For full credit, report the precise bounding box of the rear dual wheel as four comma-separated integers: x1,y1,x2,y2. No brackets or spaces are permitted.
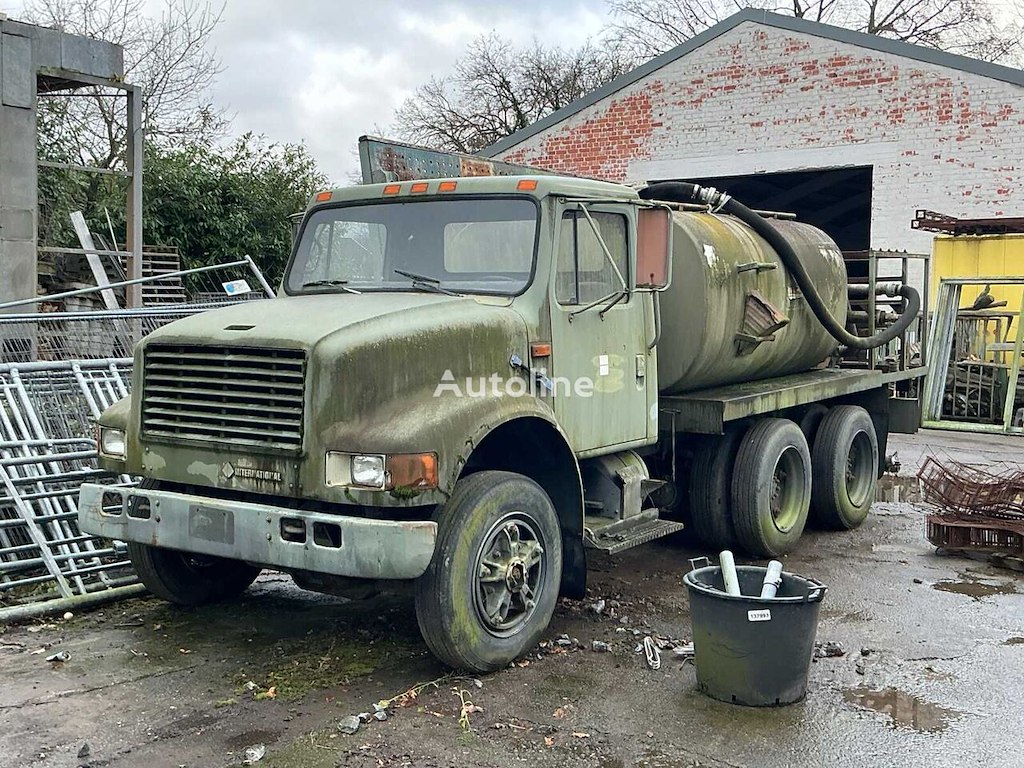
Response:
731,419,812,558
810,405,879,530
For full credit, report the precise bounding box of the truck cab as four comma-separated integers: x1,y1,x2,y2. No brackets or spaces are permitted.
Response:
80,174,918,672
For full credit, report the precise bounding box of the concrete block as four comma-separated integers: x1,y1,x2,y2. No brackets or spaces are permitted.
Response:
30,27,61,71
0,105,36,208
0,238,37,304
60,33,122,79
0,206,34,240
1,33,32,108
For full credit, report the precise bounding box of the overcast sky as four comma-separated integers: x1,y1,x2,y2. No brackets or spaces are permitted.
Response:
0,0,610,182
2,1,1019,183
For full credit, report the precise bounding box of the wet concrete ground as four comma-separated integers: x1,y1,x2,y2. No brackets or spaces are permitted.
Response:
2,429,1023,768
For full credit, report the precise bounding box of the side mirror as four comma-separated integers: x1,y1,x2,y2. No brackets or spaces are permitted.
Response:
637,206,672,290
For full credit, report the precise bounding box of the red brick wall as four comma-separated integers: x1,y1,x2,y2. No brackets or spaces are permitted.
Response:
495,21,1024,251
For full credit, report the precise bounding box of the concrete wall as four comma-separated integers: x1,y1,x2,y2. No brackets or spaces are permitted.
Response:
494,21,1024,257
0,16,122,309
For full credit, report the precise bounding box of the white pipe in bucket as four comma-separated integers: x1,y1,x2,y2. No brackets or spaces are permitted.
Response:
760,560,784,599
719,550,741,596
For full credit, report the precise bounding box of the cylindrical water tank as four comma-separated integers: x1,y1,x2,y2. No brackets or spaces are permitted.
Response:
658,211,848,395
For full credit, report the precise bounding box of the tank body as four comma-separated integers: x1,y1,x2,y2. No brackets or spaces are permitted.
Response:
658,212,848,395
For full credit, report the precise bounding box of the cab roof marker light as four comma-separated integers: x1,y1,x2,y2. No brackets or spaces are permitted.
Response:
315,190,333,202
410,182,429,194
438,181,458,192
383,184,402,196
517,179,538,191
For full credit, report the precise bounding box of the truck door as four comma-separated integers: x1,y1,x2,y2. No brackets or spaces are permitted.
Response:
548,204,652,454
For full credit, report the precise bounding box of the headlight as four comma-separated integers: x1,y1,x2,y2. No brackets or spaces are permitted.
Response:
350,454,386,488
325,451,438,490
99,427,126,458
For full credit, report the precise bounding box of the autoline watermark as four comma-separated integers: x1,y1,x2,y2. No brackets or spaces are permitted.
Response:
434,369,594,398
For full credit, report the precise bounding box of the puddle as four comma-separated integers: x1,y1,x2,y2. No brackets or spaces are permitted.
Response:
932,578,1017,599
875,475,924,503
843,686,958,733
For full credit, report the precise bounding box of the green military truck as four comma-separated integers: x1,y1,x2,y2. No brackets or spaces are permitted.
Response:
80,171,924,672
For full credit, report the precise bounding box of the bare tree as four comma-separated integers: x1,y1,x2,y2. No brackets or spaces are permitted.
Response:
394,34,634,153
25,0,224,168
605,0,1022,63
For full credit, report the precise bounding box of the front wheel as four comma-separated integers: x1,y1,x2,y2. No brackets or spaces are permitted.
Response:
127,543,261,605
415,470,562,672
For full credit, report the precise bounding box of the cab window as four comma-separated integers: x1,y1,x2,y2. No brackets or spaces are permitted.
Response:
555,211,628,306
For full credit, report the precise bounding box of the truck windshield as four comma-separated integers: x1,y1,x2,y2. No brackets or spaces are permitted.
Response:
286,197,538,296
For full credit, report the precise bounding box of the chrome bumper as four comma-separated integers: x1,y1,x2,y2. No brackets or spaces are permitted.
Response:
78,483,436,580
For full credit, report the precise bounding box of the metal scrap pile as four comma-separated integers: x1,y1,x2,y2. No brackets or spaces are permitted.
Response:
918,457,1024,561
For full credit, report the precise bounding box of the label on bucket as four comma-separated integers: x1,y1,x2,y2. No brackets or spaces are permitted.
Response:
747,609,772,622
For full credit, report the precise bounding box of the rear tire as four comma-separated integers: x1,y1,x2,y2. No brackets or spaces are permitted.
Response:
687,426,744,551
127,542,261,605
797,404,829,446
810,405,878,530
415,470,562,673
731,419,811,557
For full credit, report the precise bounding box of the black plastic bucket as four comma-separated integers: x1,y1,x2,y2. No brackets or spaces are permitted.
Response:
683,563,827,707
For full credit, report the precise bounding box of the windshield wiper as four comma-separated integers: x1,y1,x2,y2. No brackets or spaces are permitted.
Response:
393,268,460,296
301,279,361,295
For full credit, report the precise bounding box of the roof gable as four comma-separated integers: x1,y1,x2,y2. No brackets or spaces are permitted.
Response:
480,8,1024,157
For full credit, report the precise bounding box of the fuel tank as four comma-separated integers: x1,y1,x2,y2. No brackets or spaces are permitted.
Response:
658,212,848,395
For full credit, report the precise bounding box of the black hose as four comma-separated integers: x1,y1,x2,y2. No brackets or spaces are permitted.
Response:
638,182,921,351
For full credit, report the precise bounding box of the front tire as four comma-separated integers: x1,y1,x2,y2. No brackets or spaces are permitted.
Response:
810,405,879,530
731,419,812,557
415,470,562,673
127,543,261,605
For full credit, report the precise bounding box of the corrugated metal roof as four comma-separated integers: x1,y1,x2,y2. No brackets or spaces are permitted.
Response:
480,8,1024,158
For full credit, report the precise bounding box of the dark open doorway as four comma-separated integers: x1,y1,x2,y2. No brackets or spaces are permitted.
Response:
666,166,873,252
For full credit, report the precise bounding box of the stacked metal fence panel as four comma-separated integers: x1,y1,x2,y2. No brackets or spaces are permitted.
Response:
0,360,136,606
0,258,277,615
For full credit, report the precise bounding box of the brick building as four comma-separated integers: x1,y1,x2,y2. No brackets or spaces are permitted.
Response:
482,9,1024,257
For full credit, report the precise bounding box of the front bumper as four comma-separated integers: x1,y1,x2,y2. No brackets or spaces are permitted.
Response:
78,483,437,580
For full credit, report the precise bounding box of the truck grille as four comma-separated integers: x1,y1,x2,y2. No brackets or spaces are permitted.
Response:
141,343,306,449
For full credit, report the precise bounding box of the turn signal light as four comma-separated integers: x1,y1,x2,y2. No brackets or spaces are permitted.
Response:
388,453,439,490
530,342,552,358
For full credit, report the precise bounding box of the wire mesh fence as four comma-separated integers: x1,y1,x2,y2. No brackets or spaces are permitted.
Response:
0,257,275,363
0,258,276,614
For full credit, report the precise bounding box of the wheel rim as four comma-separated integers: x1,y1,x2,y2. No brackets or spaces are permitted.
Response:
473,513,546,637
844,431,875,507
769,446,805,533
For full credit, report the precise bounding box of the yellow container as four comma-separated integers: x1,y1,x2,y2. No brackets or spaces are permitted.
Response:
930,233,1024,312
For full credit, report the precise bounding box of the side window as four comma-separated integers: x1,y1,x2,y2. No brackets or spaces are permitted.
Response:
556,211,629,305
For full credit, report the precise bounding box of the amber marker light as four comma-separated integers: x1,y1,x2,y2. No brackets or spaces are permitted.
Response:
389,453,439,489
383,184,402,196
530,342,552,358
438,181,458,192
315,190,333,202
410,182,430,194
517,179,538,191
